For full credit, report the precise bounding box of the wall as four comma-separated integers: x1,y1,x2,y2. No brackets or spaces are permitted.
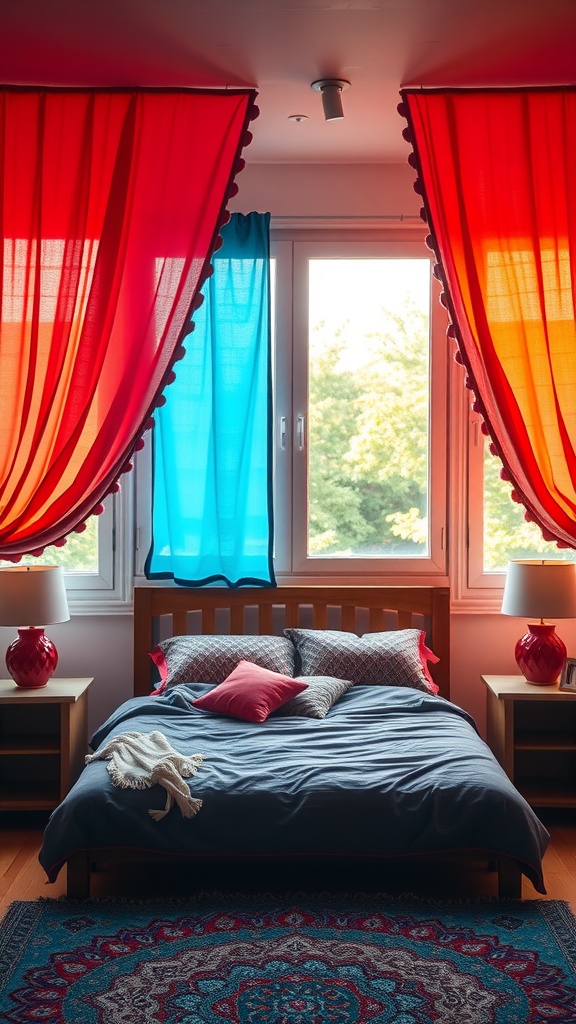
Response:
452,614,576,730
228,162,419,220
4,162,574,738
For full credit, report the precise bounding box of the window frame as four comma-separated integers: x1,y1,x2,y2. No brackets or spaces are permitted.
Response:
0,484,133,614
447,358,503,611
66,482,133,615
272,232,449,583
460,396,507,610
459,391,575,614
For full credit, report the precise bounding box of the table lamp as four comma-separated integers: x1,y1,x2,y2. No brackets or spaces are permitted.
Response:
0,565,70,688
501,559,576,685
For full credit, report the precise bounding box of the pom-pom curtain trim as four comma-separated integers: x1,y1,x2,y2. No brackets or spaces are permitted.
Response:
399,86,576,549
0,86,258,558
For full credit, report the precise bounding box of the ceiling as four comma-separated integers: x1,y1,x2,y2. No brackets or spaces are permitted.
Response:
0,0,574,164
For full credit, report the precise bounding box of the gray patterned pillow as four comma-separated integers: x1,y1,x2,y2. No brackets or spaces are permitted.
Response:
273,675,354,719
151,635,295,693
283,628,438,694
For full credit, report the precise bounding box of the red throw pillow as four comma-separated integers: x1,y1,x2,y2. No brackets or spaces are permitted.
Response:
191,660,308,723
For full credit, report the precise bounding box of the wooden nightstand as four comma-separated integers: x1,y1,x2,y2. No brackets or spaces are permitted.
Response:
482,674,576,809
0,677,93,811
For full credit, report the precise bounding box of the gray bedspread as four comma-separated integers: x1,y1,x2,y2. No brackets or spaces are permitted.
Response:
39,684,550,891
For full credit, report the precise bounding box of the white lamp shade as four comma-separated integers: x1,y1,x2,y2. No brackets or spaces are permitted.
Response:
0,565,70,626
501,559,576,620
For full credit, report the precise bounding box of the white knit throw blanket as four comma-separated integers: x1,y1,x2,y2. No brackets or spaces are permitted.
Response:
86,730,203,821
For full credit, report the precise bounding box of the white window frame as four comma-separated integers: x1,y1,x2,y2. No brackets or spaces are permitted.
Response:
272,233,448,584
62,502,114,593
467,406,505,596
449,374,506,612
66,482,134,615
455,390,574,614
0,484,133,614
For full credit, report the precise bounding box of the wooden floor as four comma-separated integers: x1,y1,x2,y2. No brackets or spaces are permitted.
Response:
1,809,575,919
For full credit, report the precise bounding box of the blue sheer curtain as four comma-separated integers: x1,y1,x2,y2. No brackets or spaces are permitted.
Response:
145,212,275,587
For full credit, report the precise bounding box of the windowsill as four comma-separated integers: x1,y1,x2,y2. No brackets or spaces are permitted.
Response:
132,572,450,590
67,596,134,616
450,590,505,614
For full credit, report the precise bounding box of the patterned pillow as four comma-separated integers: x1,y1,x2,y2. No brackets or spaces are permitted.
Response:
191,661,308,723
151,634,295,694
283,628,439,694
273,675,354,719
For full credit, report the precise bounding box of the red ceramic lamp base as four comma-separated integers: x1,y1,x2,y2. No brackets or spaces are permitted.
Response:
515,622,566,686
5,627,58,688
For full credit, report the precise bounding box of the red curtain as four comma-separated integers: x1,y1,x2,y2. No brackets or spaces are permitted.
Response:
400,87,576,548
0,87,257,558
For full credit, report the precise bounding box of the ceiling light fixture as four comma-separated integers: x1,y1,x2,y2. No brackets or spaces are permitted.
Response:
311,79,350,121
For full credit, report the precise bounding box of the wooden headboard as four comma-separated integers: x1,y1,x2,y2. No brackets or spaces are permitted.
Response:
133,585,450,699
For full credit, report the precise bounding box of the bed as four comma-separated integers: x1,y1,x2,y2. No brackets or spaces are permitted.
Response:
38,585,549,900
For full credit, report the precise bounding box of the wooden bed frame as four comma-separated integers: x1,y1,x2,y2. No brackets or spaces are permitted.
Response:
66,584,523,899
133,584,451,698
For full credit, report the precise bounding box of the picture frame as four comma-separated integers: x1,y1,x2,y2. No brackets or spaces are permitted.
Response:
559,657,576,692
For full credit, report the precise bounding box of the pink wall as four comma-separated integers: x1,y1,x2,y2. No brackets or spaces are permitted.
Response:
229,162,420,220
452,615,576,736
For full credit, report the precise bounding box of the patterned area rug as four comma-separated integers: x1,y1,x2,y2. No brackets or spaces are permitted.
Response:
1,894,575,1022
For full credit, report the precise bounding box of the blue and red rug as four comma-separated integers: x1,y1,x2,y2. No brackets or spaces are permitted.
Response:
1,894,575,1022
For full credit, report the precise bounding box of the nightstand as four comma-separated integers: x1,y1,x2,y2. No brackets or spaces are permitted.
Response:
482,674,576,809
0,677,93,811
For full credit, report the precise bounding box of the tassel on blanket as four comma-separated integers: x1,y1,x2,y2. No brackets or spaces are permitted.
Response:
86,730,203,820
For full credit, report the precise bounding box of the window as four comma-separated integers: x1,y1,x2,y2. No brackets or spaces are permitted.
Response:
135,229,448,585
272,236,447,581
462,402,576,609
133,225,574,602
0,488,133,613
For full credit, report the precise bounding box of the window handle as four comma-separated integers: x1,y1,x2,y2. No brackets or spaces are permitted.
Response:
296,414,306,451
279,416,287,451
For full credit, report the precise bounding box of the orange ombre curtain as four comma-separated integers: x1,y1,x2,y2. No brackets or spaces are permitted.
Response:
400,87,576,547
0,86,257,558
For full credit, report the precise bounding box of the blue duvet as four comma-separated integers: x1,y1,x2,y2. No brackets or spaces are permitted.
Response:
39,684,549,891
